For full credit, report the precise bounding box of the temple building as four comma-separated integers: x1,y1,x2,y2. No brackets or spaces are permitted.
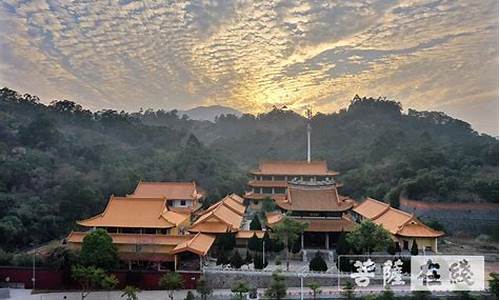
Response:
188,194,245,234
352,198,444,253
67,182,214,272
266,179,356,250
245,160,339,206
129,181,205,213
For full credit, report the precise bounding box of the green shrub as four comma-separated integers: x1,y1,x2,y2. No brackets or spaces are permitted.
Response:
309,252,327,272
230,251,244,269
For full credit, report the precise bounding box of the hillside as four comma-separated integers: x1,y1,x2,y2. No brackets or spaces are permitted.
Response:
0,88,497,250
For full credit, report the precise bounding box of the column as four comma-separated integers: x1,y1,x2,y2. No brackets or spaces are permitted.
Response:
174,255,178,271
301,233,304,249
325,233,330,250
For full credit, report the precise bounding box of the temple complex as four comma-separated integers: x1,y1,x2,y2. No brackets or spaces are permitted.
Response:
352,197,444,252
67,171,445,273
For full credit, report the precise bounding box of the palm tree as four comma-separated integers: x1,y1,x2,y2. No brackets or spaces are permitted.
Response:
121,286,140,300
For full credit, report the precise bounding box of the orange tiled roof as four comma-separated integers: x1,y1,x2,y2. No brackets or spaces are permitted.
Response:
250,160,339,176
67,231,192,246
355,198,444,238
130,181,204,200
276,185,352,212
188,222,233,233
396,221,444,238
171,233,216,256
203,194,246,216
300,216,357,232
371,207,413,234
236,230,265,239
77,196,181,228
352,197,390,219
265,211,283,225
189,195,244,233
227,193,245,204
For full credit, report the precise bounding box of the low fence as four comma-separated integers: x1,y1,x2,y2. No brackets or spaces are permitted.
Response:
0,267,200,290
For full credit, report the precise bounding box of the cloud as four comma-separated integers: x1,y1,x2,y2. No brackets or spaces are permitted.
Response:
0,0,497,134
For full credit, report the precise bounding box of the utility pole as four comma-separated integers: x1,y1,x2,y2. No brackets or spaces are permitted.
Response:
305,107,312,163
32,251,36,291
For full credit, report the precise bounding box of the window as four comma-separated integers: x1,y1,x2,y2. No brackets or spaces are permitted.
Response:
274,187,286,194
262,187,272,194
262,175,273,181
144,228,156,234
274,176,285,181
180,200,186,206
403,240,409,250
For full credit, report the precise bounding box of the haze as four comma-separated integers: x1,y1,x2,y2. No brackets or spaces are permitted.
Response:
0,0,498,135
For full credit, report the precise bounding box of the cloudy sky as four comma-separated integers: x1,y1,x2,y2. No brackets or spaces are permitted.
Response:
0,0,498,134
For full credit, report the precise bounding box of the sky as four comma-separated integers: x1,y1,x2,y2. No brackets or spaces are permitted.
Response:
0,0,498,135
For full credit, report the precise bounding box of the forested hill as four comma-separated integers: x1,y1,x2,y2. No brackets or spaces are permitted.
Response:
0,87,497,250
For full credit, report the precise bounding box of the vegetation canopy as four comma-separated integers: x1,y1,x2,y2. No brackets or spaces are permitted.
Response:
0,88,497,251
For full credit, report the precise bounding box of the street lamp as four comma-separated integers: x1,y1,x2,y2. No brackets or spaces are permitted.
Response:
262,228,267,267
32,251,36,291
297,268,308,300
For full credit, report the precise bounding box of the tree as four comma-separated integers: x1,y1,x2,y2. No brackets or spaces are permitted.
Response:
387,242,396,255
184,291,195,300
71,265,118,300
272,239,285,253
341,281,355,300
79,229,118,270
265,270,287,300
121,286,139,300
309,252,328,272
196,276,212,300
249,215,262,230
231,281,250,300
19,115,60,148
335,232,350,255
262,198,277,212
489,272,499,298
272,216,308,270
46,246,79,270
248,233,263,252
159,272,183,300
217,232,236,251
306,282,321,300
410,239,419,255
216,250,228,265
290,239,301,257
385,187,401,208
245,249,253,264
230,251,244,269
346,220,392,254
